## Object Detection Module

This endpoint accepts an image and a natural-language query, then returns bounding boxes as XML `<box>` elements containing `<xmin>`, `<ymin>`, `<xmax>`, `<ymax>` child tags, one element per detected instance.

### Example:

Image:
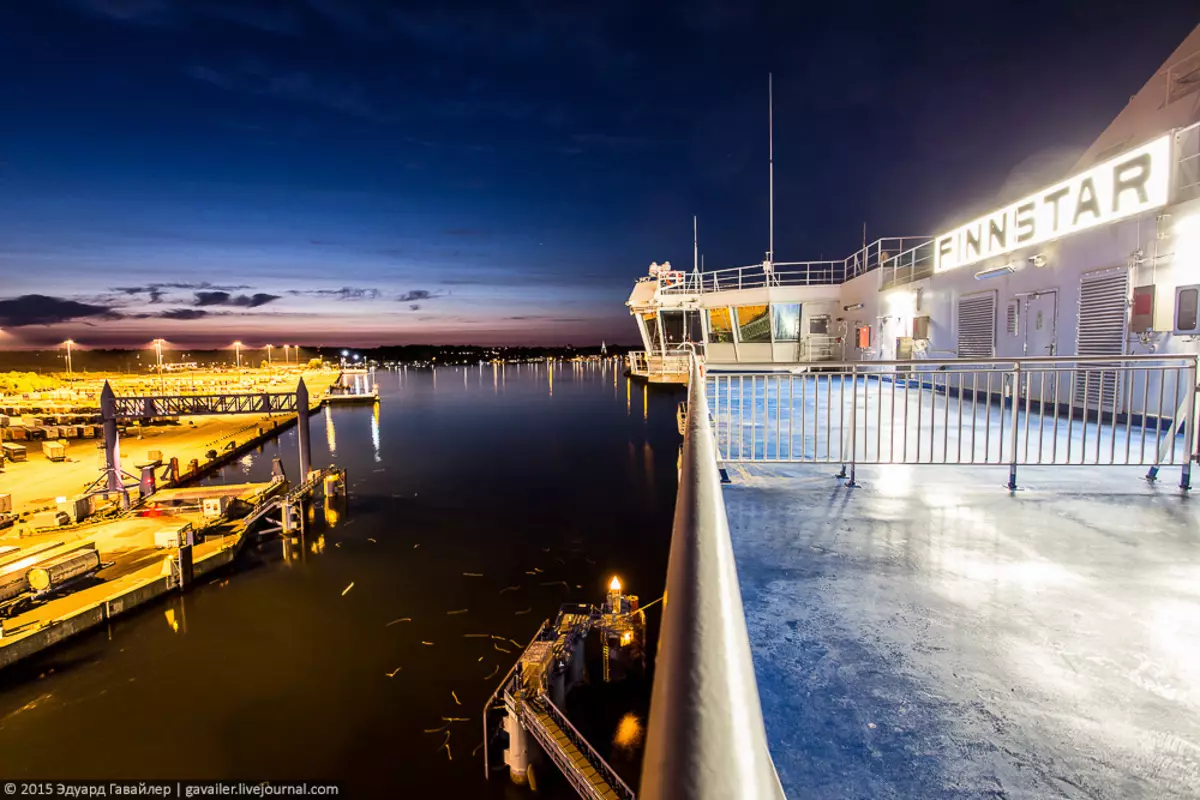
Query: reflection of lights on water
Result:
<box><xmin>493</xmin><ymin>364</ymin><xmax>498</xmax><ymax>393</ymax></box>
<box><xmin>613</xmin><ymin>712</ymin><xmax>644</xmax><ymax>751</ymax></box>
<box><xmin>312</xmin><ymin>534</ymin><xmax>326</xmax><ymax>554</ymax></box>
<box><xmin>432</xmin><ymin>367</ymin><xmax>437</xmax><ymax>390</ymax></box>
<box><xmin>164</xmin><ymin>608</ymin><xmax>180</xmax><ymax>634</ymax></box>
<box><xmin>324</xmin><ymin>406</ymin><xmax>337</xmax><ymax>457</ymax></box>
<box><xmin>626</xmin><ymin>376</ymin><xmax>630</xmax><ymax>415</ymax></box>
<box><xmin>549</xmin><ymin>364</ymin><xmax>554</xmax><ymax>397</ymax></box>
<box><xmin>371</xmin><ymin>401</ymin><xmax>381</xmax><ymax>462</ymax></box>
<box><xmin>643</xmin><ymin>385</ymin><xmax>648</xmax><ymax>421</ymax></box>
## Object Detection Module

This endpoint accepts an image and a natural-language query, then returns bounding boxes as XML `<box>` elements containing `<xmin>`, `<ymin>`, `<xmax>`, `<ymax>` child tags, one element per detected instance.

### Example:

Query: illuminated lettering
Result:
<box><xmin>965</xmin><ymin>225</ymin><xmax>982</xmax><ymax>259</ymax></box>
<box><xmin>1014</xmin><ymin>201</ymin><xmax>1036</xmax><ymax>243</ymax></box>
<box><xmin>1073</xmin><ymin>177</ymin><xmax>1100</xmax><ymax>225</ymax></box>
<box><xmin>933</xmin><ymin>134</ymin><xmax>1170</xmax><ymax>272</ymax></box>
<box><xmin>1044</xmin><ymin>186</ymin><xmax>1070</xmax><ymax>232</ymax></box>
<box><xmin>937</xmin><ymin>236</ymin><xmax>954</xmax><ymax>268</ymax></box>
<box><xmin>988</xmin><ymin>215</ymin><xmax>1007</xmax><ymax>250</ymax></box>
<box><xmin>1112</xmin><ymin>152</ymin><xmax>1151</xmax><ymax>210</ymax></box>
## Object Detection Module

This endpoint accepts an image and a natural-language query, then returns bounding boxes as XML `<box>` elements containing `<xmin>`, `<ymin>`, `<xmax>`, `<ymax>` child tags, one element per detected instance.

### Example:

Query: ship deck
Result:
<box><xmin>723</xmin><ymin>462</ymin><xmax>1200</xmax><ymax>799</ymax></box>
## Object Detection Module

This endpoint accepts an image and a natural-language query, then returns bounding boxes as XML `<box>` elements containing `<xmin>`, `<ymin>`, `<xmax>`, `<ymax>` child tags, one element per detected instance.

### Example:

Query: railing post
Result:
<box><xmin>1008</xmin><ymin>365</ymin><xmax>1021</xmax><ymax>491</ymax></box>
<box><xmin>846</xmin><ymin>365</ymin><xmax>859</xmax><ymax>487</ymax></box>
<box><xmin>1183</xmin><ymin>358</ymin><xmax>1197</xmax><ymax>491</ymax></box>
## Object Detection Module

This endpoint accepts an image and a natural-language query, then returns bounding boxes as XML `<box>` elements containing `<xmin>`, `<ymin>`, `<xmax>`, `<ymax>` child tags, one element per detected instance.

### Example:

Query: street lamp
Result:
<box><xmin>266</xmin><ymin>344</ymin><xmax>274</xmax><ymax>366</ymax></box>
<box><xmin>63</xmin><ymin>339</ymin><xmax>74</xmax><ymax>375</ymax></box>
<box><xmin>152</xmin><ymin>338</ymin><xmax>166</xmax><ymax>390</ymax></box>
<box><xmin>233</xmin><ymin>341</ymin><xmax>243</xmax><ymax>369</ymax></box>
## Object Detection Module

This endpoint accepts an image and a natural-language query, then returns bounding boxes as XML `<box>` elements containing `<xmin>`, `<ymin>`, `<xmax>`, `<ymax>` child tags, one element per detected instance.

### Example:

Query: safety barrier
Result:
<box><xmin>708</xmin><ymin>354</ymin><xmax>1199</xmax><ymax>490</ymax></box>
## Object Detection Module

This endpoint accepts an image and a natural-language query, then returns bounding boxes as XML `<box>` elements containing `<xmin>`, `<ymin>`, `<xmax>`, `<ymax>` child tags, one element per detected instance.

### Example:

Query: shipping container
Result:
<box><xmin>42</xmin><ymin>441</ymin><xmax>67</xmax><ymax>461</ymax></box>
<box><xmin>202</xmin><ymin>496</ymin><xmax>231</xmax><ymax>518</ymax></box>
<box><xmin>2</xmin><ymin>443</ymin><xmax>27</xmax><ymax>462</ymax></box>
<box><xmin>154</xmin><ymin>523</ymin><xmax>194</xmax><ymax>549</ymax></box>
<box><xmin>27</xmin><ymin>548</ymin><xmax>101</xmax><ymax>593</ymax></box>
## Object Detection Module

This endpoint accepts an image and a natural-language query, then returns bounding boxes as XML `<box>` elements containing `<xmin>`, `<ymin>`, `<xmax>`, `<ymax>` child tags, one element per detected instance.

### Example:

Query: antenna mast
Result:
<box><xmin>693</xmin><ymin>215</ymin><xmax>699</xmax><ymax>272</ymax></box>
<box><xmin>768</xmin><ymin>72</ymin><xmax>774</xmax><ymax>267</ymax></box>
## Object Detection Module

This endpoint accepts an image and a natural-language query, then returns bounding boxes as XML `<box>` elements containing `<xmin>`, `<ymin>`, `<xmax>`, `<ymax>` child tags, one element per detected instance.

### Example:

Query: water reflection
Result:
<box><xmin>626</xmin><ymin>375</ymin><xmax>631</xmax><ymax>415</ymax></box>
<box><xmin>643</xmin><ymin>384</ymin><xmax>648</xmax><ymax>421</ymax></box>
<box><xmin>370</xmin><ymin>401</ymin><xmax>381</xmax><ymax>463</ymax></box>
<box><xmin>324</xmin><ymin>405</ymin><xmax>337</xmax><ymax>457</ymax></box>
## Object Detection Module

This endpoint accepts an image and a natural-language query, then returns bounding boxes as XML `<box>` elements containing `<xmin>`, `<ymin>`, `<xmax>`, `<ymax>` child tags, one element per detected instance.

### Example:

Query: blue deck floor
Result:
<box><xmin>723</xmin><ymin>462</ymin><xmax>1200</xmax><ymax>799</ymax></box>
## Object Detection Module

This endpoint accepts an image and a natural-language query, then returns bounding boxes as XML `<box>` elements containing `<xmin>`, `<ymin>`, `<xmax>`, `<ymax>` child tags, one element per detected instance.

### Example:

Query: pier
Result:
<box><xmin>0</xmin><ymin>367</ymin><xmax>355</xmax><ymax>671</ymax></box>
<box><xmin>483</xmin><ymin>580</ymin><xmax>645</xmax><ymax>799</ymax></box>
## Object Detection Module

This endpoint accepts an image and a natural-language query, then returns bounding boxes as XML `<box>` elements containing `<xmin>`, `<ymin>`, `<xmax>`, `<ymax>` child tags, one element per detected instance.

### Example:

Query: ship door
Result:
<box><xmin>1019</xmin><ymin>290</ymin><xmax>1057</xmax><ymax>401</ymax></box>
<box><xmin>1023</xmin><ymin>291</ymin><xmax>1057</xmax><ymax>357</ymax></box>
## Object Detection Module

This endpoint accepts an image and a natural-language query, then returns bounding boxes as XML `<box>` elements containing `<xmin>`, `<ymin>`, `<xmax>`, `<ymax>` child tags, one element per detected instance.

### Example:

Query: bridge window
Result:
<box><xmin>641</xmin><ymin>312</ymin><xmax>661</xmax><ymax>349</ymax></box>
<box><xmin>708</xmin><ymin>307</ymin><xmax>734</xmax><ymax>343</ymax></box>
<box><xmin>661</xmin><ymin>310</ymin><xmax>686</xmax><ymax>344</ymax></box>
<box><xmin>735</xmin><ymin>305</ymin><xmax>771</xmax><ymax>343</ymax></box>
<box><xmin>771</xmin><ymin>303</ymin><xmax>801</xmax><ymax>341</ymax></box>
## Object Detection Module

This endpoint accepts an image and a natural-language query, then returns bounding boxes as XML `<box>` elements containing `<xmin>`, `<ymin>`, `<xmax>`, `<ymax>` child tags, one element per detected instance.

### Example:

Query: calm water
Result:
<box><xmin>0</xmin><ymin>363</ymin><xmax>682</xmax><ymax>797</ymax></box>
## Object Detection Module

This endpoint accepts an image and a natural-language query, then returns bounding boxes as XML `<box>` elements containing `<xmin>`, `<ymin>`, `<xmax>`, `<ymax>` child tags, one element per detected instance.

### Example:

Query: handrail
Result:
<box><xmin>639</xmin><ymin>357</ymin><xmax>785</xmax><ymax>800</ymax></box>
<box><xmin>529</xmin><ymin>695</ymin><xmax>636</xmax><ymax>800</ymax></box>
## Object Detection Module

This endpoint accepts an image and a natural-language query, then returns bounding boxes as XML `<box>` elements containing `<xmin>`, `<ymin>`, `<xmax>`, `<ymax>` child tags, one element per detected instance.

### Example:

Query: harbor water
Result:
<box><xmin>0</xmin><ymin>362</ymin><xmax>681</xmax><ymax>797</ymax></box>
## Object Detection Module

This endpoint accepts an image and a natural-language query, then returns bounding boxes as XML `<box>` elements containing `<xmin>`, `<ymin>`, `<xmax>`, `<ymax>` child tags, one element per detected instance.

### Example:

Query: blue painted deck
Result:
<box><xmin>724</xmin><ymin>462</ymin><xmax>1200</xmax><ymax>799</ymax></box>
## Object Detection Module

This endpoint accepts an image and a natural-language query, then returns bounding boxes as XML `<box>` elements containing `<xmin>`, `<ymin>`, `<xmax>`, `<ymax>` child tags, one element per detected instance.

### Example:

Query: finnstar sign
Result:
<box><xmin>935</xmin><ymin>134</ymin><xmax>1172</xmax><ymax>272</ymax></box>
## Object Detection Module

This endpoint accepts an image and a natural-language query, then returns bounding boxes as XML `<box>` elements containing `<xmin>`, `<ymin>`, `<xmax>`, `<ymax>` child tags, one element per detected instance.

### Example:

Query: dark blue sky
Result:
<box><xmin>1</xmin><ymin>0</ymin><xmax>1196</xmax><ymax>347</ymax></box>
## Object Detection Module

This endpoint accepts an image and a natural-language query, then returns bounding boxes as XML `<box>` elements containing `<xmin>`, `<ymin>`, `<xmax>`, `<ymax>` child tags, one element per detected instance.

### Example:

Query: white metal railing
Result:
<box><xmin>708</xmin><ymin>355</ymin><xmax>1199</xmax><ymax>491</ymax></box>
<box><xmin>519</xmin><ymin>694</ymin><xmax>636</xmax><ymax>800</ymax></box>
<box><xmin>1175</xmin><ymin>121</ymin><xmax>1200</xmax><ymax>204</ymax></box>
<box><xmin>879</xmin><ymin>239</ymin><xmax>937</xmax><ymax>290</ymax></box>
<box><xmin>658</xmin><ymin>237</ymin><xmax>929</xmax><ymax>295</ymax></box>
<box><xmin>628</xmin><ymin>350</ymin><xmax>692</xmax><ymax>379</ymax></box>
<box><xmin>641</xmin><ymin>357</ymin><xmax>785</xmax><ymax>800</ymax></box>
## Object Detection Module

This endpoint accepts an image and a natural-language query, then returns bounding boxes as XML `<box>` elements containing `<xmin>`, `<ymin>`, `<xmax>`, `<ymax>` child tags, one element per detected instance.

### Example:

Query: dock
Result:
<box><xmin>484</xmin><ymin>581</ymin><xmax>644</xmax><ymax>799</ymax></box>
<box><xmin>0</xmin><ymin>367</ymin><xmax>356</xmax><ymax>672</ymax></box>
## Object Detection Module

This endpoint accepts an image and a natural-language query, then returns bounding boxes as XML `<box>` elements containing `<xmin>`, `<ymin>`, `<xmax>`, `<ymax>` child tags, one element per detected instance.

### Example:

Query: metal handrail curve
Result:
<box><xmin>639</xmin><ymin>357</ymin><xmax>785</xmax><ymax>800</ymax></box>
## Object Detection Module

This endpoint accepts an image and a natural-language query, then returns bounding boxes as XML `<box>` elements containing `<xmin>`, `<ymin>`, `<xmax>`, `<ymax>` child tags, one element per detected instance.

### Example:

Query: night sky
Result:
<box><xmin>1</xmin><ymin>1</ymin><xmax>1196</xmax><ymax>348</ymax></box>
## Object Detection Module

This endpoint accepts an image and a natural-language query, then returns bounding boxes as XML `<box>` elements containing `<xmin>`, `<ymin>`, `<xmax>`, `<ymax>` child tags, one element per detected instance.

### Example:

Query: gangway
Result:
<box><xmin>512</xmin><ymin>692</ymin><xmax>633</xmax><ymax>800</ymax></box>
<box><xmin>483</xmin><ymin>592</ymin><xmax>643</xmax><ymax>799</ymax></box>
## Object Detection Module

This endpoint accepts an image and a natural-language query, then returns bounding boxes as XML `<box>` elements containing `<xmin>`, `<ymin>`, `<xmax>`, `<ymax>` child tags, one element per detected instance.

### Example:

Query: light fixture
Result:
<box><xmin>974</xmin><ymin>264</ymin><xmax>1017</xmax><ymax>280</ymax></box>
<box><xmin>1029</xmin><ymin>253</ymin><xmax>1048</xmax><ymax>268</ymax></box>
<box><xmin>843</xmin><ymin>303</ymin><xmax>864</xmax><ymax>311</ymax></box>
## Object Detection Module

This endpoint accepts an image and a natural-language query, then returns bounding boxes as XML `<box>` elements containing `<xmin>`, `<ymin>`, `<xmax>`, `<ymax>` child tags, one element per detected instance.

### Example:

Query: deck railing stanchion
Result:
<box><xmin>1008</xmin><ymin>364</ymin><xmax>1021</xmax><ymax>490</ymax></box>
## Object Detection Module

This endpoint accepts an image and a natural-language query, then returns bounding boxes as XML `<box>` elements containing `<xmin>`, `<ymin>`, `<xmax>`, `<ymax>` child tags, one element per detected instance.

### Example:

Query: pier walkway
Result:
<box><xmin>517</xmin><ymin>695</ymin><xmax>626</xmax><ymax>800</ymax></box>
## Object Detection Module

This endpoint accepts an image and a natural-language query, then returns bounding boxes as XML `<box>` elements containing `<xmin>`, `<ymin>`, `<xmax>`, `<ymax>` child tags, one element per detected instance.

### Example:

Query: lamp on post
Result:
<box><xmin>266</xmin><ymin>344</ymin><xmax>274</xmax><ymax>366</ymax></box>
<box><xmin>152</xmin><ymin>338</ymin><xmax>165</xmax><ymax>391</ymax></box>
<box><xmin>63</xmin><ymin>339</ymin><xmax>75</xmax><ymax>375</ymax></box>
<box><xmin>233</xmin><ymin>341</ymin><xmax>243</xmax><ymax>370</ymax></box>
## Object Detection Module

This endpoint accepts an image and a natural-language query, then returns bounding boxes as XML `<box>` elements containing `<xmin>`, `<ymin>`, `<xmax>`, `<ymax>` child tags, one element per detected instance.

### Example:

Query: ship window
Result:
<box><xmin>707</xmin><ymin>307</ymin><xmax>734</xmax><ymax>343</ymax></box>
<box><xmin>686</xmin><ymin>309</ymin><xmax>704</xmax><ymax>343</ymax></box>
<box><xmin>809</xmin><ymin>315</ymin><xmax>830</xmax><ymax>335</ymax></box>
<box><xmin>641</xmin><ymin>312</ymin><xmax>660</xmax><ymax>349</ymax></box>
<box><xmin>661</xmin><ymin>310</ymin><xmax>686</xmax><ymax>345</ymax></box>
<box><xmin>1176</xmin><ymin>285</ymin><xmax>1199</xmax><ymax>333</ymax></box>
<box><xmin>736</xmin><ymin>305</ymin><xmax>771</xmax><ymax>343</ymax></box>
<box><xmin>771</xmin><ymin>303</ymin><xmax>801</xmax><ymax>341</ymax></box>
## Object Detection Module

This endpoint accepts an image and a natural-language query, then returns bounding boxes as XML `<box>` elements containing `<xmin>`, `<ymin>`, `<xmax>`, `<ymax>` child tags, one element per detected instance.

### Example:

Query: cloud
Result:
<box><xmin>0</xmin><ymin>294</ymin><xmax>118</xmax><ymax>327</ymax></box>
<box><xmin>113</xmin><ymin>281</ymin><xmax>251</xmax><ymax>305</ymax></box>
<box><xmin>396</xmin><ymin>289</ymin><xmax>440</xmax><ymax>303</ymax></box>
<box><xmin>194</xmin><ymin>291</ymin><xmax>281</xmax><ymax>308</ymax></box>
<box><xmin>155</xmin><ymin>308</ymin><xmax>210</xmax><ymax>320</ymax></box>
<box><xmin>287</xmin><ymin>287</ymin><xmax>381</xmax><ymax>300</ymax></box>
<box><xmin>409</xmin><ymin>304</ymin><xmax>422</xmax><ymax>311</ymax></box>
